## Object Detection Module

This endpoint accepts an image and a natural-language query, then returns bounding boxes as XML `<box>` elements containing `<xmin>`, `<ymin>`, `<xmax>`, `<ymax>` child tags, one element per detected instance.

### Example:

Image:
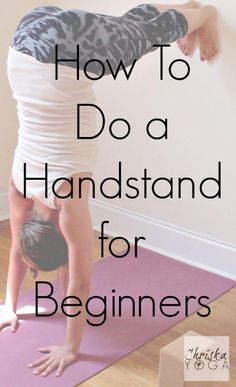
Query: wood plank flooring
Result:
<box><xmin>0</xmin><ymin>220</ymin><xmax>235</xmax><ymax>386</ymax></box>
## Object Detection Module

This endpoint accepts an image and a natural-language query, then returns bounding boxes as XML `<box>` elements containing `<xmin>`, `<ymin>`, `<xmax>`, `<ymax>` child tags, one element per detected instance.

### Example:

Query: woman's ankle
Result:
<box><xmin>178</xmin><ymin>6</ymin><xmax>216</xmax><ymax>35</ymax></box>
<box><xmin>199</xmin><ymin>5</ymin><xmax>217</xmax><ymax>25</ymax></box>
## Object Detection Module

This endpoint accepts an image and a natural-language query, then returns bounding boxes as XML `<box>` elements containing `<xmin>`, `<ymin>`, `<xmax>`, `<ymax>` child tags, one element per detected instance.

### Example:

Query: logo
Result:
<box><xmin>184</xmin><ymin>336</ymin><xmax>229</xmax><ymax>381</ymax></box>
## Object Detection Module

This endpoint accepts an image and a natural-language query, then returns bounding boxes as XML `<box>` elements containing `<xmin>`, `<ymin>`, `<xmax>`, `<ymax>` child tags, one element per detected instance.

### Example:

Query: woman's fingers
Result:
<box><xmin>29</xmin><ymin>345</ymin><xmax>77</xmax><ymax>377</ymax></box>
<box><xmin>0</xmin><ymin>322</ymin><xmax>5</xmax><ymax>331</ymax></box>
<box><xmin>11</xmin><ymin>318</ymin><xmax>18</xmax><ymax>332</ymax></box>
<box><xmin>33</xmin><ymin>359</ymin><xmax>55</xmax><ymax>375</ymax></box>
<box><xmin>41</xmin><ymin>361</ymin><xmax>58</xmax><ymax>377</ymax></box>
<box><xmin>0</xmin><ymin>320</ymin><xmax>18</xmax><ymax>332</ymax></box>
<box><xmin>28</xmin><ymin>354</ymin><xmax>50</xmax><ymax>368</ymax></box>
<box><xmin>38</xmin><ymin>346</ymin><xmax>53</xmax><ymax>353</ymax></box>
<box><xmin>0</xmin><ymin>320</ymin><xmax>7</xmax><ymax>330</ymax></box>
<box><xmin>56</xmin><ymin>361</ymin><xmax>65</xmax><ymax>377</ymax></box>
<box><xmin>0</xmin><ymin>308</ymin><xmax>18</xmax><ymax>332</ymax></box>
<box><xmin>0</xmin><ymin>321</ymin><xmax>10</xmax><ymax>331</ymax></box>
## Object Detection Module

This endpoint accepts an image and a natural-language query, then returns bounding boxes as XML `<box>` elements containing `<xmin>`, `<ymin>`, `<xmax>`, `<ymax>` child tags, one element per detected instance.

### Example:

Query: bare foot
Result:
<box><xmin>197</xmin><ymin>6</ymin><xmax>219</xmax><ymax>61</ymax></box>
<box><xmin>177</xmin><ymin>1</ymin><xmax>199</xmax><ymax>56</ymax></box>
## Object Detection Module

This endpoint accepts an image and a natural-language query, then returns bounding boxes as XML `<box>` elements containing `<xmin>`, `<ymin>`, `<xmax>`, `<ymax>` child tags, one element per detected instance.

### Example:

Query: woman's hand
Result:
<box><xmin>0</xmin><ymin>305</ymin><xmax>19</xmax><ymax>332</ymax></box>
<box><xmin>28</xmin><ymin>345</ymin><xmax>78</xmax><ymax>377</ymax></box>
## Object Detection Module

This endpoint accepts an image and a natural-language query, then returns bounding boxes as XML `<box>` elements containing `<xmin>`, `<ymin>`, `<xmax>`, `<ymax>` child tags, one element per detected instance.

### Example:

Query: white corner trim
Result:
<box><xmin>89</xmin><ymin>198</ymin><xmax>236</xmax><ymax>281</ymax></box>
<box><xmin>1</xmin><ymin>193</ymin><xmax>235</xmax><ymax>281</ymax></box>
<box><xmin>0</xmin><ymin>192</ymin><xmax>9</xmax><ymax>221</ymax></box>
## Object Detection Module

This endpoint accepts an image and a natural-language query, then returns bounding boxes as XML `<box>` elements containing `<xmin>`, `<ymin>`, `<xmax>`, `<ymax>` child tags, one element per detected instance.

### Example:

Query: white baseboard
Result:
<box><xmin>1</xmin><ymin>193</ymin><xmax>235</xmax><ymax>281</ymax></box>
<box><xmin>0</xmin><ymin>193</ymin><xmax>9</xmax><ymax>221</ymax></box>
<box><xmin>89</xmin><ymin>199</ymin><xmax>236</xmax><ymax>281</ymax></box>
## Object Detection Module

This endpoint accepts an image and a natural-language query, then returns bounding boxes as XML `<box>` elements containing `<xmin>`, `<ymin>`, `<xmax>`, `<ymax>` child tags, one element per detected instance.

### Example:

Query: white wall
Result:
<box><xmin>1</xmin><ymin>1</ymin><xmax>236</xmax><ymax>275</ymax></box>
<box><xmin>1</xmin><ymin>1</ymin><xmax>62</xmax><ymax>194</ymax></box>
<box><xmin>57</xmin><ymin>0</ymin><xmax>236</xmax><ymax>247</ymax></box>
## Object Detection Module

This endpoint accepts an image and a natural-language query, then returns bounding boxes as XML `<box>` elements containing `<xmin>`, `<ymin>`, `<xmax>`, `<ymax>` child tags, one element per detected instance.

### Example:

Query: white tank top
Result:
<box><xmin>7</xmin><ymin>46</ymin><xmax>99</xmax><ymax>209</ymax></box>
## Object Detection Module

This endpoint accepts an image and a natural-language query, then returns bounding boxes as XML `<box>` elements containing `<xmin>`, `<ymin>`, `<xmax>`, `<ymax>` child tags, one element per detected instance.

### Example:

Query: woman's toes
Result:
<box><xmin>201</xmin><ymin>51</ymin><xmax>206</xmax><ymax>61</ymax></box>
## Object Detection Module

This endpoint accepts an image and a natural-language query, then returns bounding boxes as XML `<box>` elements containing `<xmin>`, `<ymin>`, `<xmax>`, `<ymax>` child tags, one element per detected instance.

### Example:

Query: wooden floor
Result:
<box><xmin>0</xmin><ymin>219</ymin><xmax>235</xmax><ymax>387</ymax></box>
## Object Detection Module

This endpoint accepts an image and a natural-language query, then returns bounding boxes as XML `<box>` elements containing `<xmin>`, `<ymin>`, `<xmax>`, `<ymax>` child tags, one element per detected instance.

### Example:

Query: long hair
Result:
<box><xmin>20</xmin><ymin>217</ymin><xmax>69</xmax><ymax>293</ymax></box>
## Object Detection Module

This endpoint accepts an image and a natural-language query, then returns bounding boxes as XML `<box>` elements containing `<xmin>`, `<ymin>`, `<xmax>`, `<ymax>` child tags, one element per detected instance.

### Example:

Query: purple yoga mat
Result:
<box><xmin>0</xmin><ymin>246</ymin><xmax>235</xmax><ymax>386</ymax></box>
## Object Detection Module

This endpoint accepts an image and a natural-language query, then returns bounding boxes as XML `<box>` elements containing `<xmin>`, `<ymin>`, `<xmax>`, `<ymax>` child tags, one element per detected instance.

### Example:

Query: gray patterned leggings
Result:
<box><xmin>10</xmin><ymin>4</ymin><xmax>188</xmax><ymax>75</ymax></box>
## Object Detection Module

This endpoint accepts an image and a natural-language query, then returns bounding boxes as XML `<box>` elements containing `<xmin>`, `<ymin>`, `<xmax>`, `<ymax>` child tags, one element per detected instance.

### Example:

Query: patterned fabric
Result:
<box><xmin>10</xmin><ymin>4</ymin><xmax>188</xmax><ymax>75</ymax></box>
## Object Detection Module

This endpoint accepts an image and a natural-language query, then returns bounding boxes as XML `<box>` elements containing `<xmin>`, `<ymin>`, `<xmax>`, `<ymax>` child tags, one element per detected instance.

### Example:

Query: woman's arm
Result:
<box><xmin>1</xmin><ymin>177</ymin><xmax>33</xmax><ymax>325</ymax></box>
<box><xmin>58</xmin><ymin>195</ymin><xmax>94</xmax><ymax>354</ymax></box>
<box><xmin>29</xmin><ymin>173</ymin><xmax>94</xmax><ymax>377</ymax></box>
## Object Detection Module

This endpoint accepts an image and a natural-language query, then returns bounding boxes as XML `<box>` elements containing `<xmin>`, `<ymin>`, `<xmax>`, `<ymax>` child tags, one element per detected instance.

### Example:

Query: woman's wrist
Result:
<box><xmin>65</xmin><ymin>342</ymin><xmax>79</xmax><ymax>354</ymax></box>
<box><xmin>4</xmin><ymin>303</ymin><xmax>17</xmax><ymax>314</ymax></box>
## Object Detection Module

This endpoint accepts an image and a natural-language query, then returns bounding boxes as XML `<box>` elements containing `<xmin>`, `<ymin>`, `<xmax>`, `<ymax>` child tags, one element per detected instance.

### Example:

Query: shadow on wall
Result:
<box><xmin>218</xmin><ymin>15</ymin><xmax>236</xmax><ymax>97</ymax></box>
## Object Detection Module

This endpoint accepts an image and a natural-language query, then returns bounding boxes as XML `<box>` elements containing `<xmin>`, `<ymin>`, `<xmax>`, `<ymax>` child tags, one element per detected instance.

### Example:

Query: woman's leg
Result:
<box><xmin>13</xmin><ymin>6</ymin><xmax>61</xmax><ymax>35</ymax></box>
<box><xmin>75</xmin><ymin>6</ymin><xmax>190</xmax><ymax>72</ymax></box>
<box><xmin>175</xmin><ymin>6</ymin><xmax>219</xmax><ymax>60</ymax></box>
<box><xmin>153</xmin><ymin>3</ymin><xmax>219</xmax><ymax>60</ymax></box>
<box><xmin>152</xmin><ymin>1</ymin><xmax>199</xmax><ymax>56</ymax></box>
<box><xmin>10</xmin><ymin>5</ymin><xmax>189</xmax><ymax>75</ymax></box>
<box><xmin>11</xmin><ymin>3</ymin><xmax>218</xmax><ymax>73</ymax></box>
<box><xmin>3</xmin><ymin>177</ymin><xmax>33</xmax><ymax>316</ymax></box>
<box><xmin>122</xmin><ymin>3</ymin><xmax>218</xmax><ymax>60</ymax></box>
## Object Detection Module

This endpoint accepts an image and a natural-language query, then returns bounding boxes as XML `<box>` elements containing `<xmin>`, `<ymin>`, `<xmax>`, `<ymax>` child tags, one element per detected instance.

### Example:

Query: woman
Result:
<box><xmin>0</xmin><ymin>2</ymin><xmax>218</xmax><ymax>378</ymax></box>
